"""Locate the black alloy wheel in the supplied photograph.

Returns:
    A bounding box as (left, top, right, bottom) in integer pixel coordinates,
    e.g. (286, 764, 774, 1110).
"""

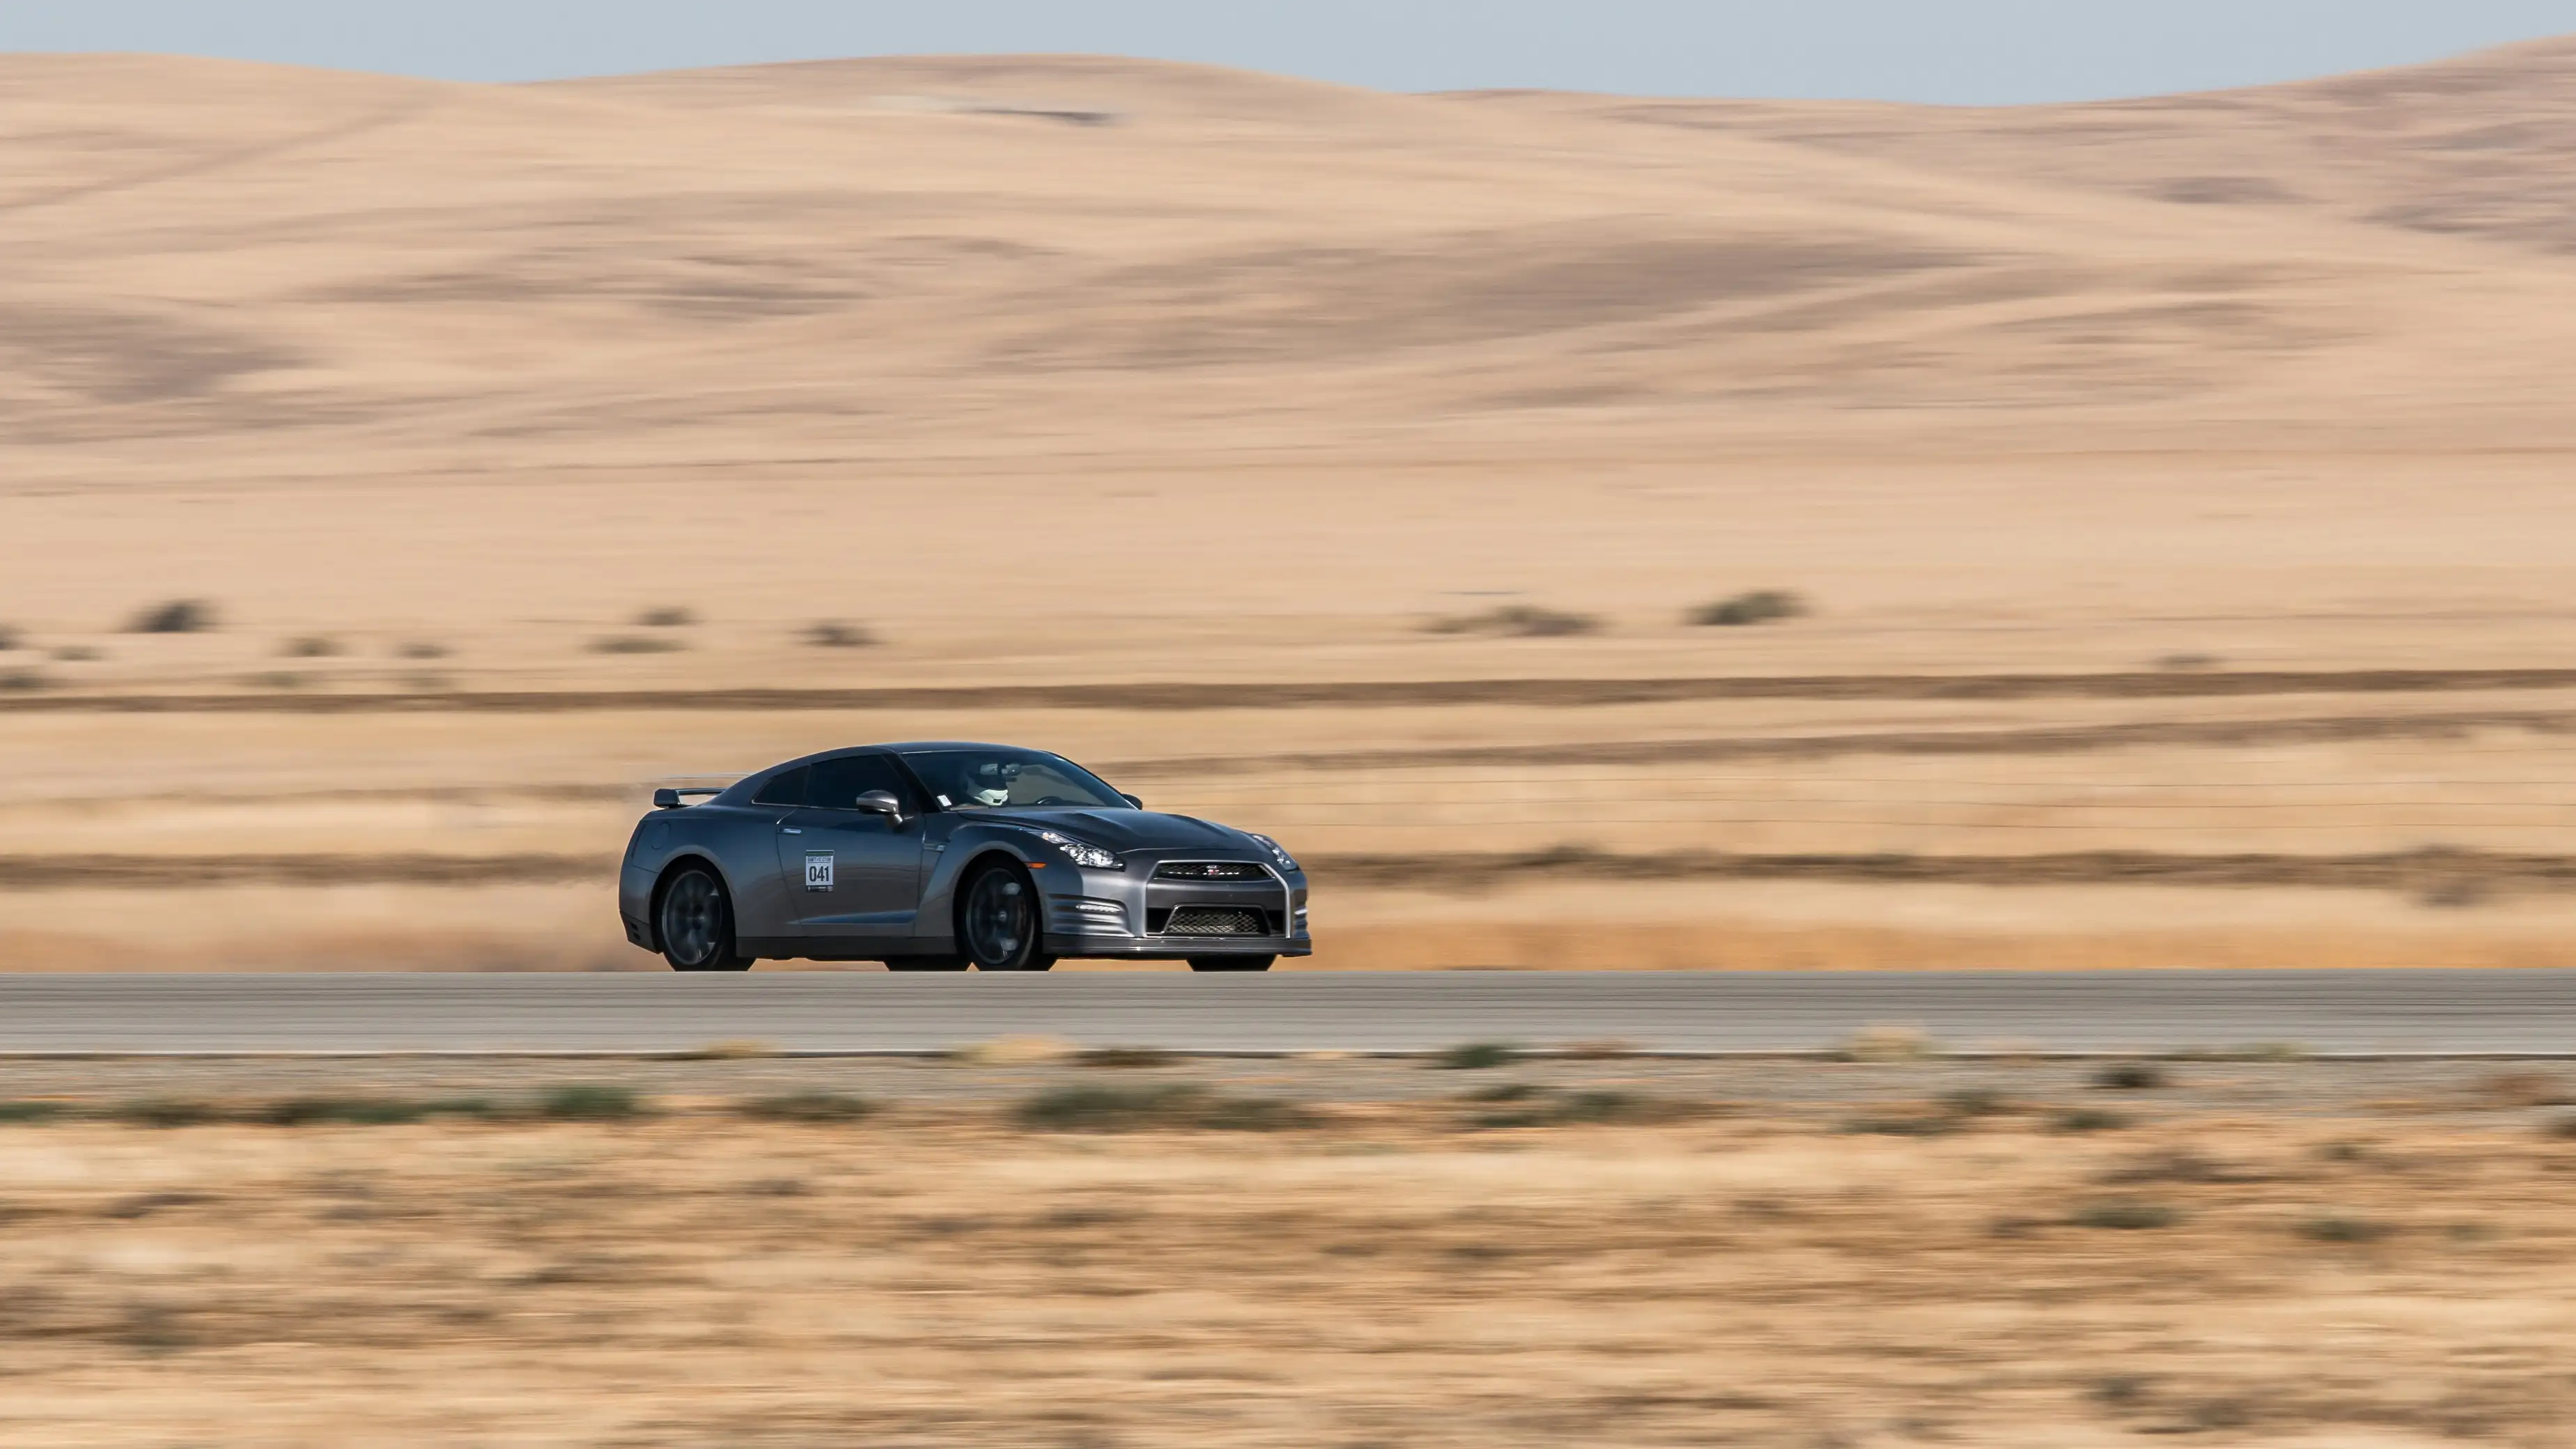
(1189, 956, 1276, 973)
(658, 865, 751, 973)
(960, 862, 1054, 972)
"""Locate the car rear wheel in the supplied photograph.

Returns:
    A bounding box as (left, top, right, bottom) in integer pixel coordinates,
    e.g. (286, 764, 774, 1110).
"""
(1189, 956, 1275, 973)
(960, 862, 1055, 972)
(658, 865, 752, 973)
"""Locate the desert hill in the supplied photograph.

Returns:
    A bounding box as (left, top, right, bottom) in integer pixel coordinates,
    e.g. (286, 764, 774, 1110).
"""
(1477, 36, 2576, 256)
(1, 42, 2574, 673)
(6, 40, 2576, 489)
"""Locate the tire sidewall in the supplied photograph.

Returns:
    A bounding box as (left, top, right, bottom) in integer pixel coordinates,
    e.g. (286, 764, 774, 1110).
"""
(658, 865, 742, 973)
(959, 860, 1047, 972)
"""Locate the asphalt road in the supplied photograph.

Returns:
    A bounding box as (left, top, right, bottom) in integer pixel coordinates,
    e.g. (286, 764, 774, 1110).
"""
(1, 970, 2573, 1055)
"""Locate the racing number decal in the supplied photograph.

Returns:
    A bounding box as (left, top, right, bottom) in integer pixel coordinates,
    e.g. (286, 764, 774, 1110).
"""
(805, 852, 835, 892)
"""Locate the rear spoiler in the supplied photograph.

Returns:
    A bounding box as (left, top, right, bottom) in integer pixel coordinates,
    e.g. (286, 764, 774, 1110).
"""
(651, 787, 725, 810)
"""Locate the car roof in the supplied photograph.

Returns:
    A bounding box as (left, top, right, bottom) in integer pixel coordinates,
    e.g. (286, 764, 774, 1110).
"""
(722, 743, 1096, 804)
(755, 742, 1047, 775)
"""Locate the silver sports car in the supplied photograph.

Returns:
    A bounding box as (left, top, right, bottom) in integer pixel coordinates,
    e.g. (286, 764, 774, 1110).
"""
(618, 742, 1311, 973)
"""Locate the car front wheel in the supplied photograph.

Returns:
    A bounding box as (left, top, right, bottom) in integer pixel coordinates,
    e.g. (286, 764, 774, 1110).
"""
(960, 862, 1054, 972)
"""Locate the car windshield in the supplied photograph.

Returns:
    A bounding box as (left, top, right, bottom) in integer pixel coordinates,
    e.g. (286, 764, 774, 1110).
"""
(898, 747, 1132, 812)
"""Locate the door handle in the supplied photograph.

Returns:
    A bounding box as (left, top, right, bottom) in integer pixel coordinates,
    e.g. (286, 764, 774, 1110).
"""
(781, 828, 803, 835)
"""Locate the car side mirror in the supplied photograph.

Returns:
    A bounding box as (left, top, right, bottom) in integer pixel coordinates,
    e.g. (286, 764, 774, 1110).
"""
(1121, 793, 1144, 809)
(855, 790, 904, 819)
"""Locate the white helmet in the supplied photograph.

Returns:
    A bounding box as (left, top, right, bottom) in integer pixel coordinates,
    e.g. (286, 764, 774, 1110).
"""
(964, 759, 1018, 807)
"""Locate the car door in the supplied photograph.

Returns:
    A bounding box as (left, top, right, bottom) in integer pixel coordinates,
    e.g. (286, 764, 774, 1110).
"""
(771, 753, 928, 942)
(733, 764, 816, 940)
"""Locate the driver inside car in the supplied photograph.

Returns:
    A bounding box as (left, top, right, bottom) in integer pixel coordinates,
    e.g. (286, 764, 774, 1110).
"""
(961, 759, 1019, 807)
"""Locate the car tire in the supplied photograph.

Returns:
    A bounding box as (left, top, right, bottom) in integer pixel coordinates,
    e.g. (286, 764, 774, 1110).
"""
(658, 865, 752, 973)
(1189, 956, 1275, 973)
(959, 861, 1053, 972)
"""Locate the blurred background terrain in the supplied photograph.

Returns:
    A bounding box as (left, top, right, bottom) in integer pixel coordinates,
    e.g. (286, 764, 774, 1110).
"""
(8, 40, 2576, 969)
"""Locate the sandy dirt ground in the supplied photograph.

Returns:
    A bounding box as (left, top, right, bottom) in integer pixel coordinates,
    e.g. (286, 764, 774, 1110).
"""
(3, 1053, 2574, 1445)
(6, 42, 2576, 969)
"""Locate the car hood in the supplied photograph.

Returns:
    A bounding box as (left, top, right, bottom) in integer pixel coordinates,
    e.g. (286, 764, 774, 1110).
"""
(955, 809, 1258, 855)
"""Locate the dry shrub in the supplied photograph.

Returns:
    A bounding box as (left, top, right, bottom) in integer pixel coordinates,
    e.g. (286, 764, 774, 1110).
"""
(2090, 1375, 2155, 1409)
(2070, 1199, 2180, 1231)
(2297, 1215, 2392, 1243)
(396, 640, 450, 660)
(127, 599, 215, 634)
(1424, 605, 1598, 639)
(1434, 1041, 1523, 1071)
(804, 621, 879, 649)
(261, 1097, 494, 1126)
(739, 1092, 874, 1124)
(589, 635, 684, 655)
(1468, 1087, 1683, 1130)
(2097, 1149, 2260, 1186)
(1688, 589, 1806, 627)
(1076, 1046, 1180, 1069)
(635, 605, 697, 628)
(281, 635, 343, 658)
(2051, 1108, 2132, 1133)
(1941, 1088, 2010, 1118)
(0, 669, 47, 693)
(50, 645, 101, 662)
(2093, 1062, 2168, 1092)
(1016, 1084, 1308, 1132)
(0, 623, 20, 651)
(107, 1191, 215, 1221)
(536, 1084, 646, 1120)
(1841, 1112, 1958, 1138)
(111, 1099, 229, 1128)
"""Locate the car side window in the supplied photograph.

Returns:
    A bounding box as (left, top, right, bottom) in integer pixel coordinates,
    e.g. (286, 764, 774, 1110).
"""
(751, 766, 810, 807)
(807, 754, 910, 812)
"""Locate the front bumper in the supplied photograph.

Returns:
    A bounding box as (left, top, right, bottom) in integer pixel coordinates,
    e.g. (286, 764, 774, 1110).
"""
(1052, 933, 1314, 960)
(1041, 854, 1310, 958)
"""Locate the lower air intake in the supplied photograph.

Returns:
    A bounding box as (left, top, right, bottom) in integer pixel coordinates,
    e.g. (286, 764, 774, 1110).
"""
(1161, 906, 1267, 938)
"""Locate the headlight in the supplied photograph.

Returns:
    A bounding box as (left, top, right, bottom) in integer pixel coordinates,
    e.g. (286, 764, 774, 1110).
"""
(1246, 832, 1298, 871)
(1037, 830, 1119, 869)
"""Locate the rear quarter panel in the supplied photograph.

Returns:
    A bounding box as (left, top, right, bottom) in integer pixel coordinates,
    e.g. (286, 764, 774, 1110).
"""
(619, 805, 775, 950)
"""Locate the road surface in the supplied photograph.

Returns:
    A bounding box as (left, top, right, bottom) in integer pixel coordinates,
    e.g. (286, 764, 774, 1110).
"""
(0, 970, 2572, 1055)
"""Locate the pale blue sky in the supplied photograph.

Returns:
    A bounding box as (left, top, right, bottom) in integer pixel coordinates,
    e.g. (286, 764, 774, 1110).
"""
(6, 1, 2575, 103)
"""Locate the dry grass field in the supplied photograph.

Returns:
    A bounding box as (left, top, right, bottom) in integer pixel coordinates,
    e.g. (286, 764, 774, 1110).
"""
(3, 1053, 2575, 1446)
(6, 41, 2576, 969)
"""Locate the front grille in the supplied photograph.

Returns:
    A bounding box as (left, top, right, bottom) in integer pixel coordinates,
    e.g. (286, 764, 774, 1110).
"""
(1154, 862, 1268, 882)
(1158, 906, 1270, 938)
